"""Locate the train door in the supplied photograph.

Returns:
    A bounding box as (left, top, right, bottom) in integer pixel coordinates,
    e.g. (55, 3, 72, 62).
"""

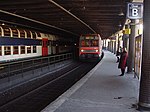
(42, 38, 48, 56)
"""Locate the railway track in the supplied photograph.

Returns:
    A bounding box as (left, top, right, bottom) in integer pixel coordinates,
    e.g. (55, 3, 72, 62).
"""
(0, 61, 99, 112)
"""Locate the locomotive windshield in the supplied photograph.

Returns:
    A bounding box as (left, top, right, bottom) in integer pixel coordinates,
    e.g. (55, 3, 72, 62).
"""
(80, 36, 99, 47)
(81, 40, 98, 47)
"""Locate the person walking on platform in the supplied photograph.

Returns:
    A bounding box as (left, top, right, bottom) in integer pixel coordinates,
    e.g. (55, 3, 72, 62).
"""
(118, 48, 128, 76)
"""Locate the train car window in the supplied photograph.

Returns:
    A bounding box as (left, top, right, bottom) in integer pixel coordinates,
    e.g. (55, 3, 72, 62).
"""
(33, 46, 37, 53)
(13, 46, 19, 54)
(51, 41, 54, 46)
(81, 40, 89, 47)
(49, 40, 52, 46)
(81, 39, 99, 47)
(4, 46, 11, 55)
(92, 40, 99, 47)
(21, 46, 25, 54)
(19, 29, 25, 38)
(2, 26, 11, 37)
(36, 32, 41, 37)
(11, 28, 19, 37)
(0, 46, 2, 56)
(80, 36, 84, 39)
(32, 32, 36, 39)
(86, 40, 91, 46)
(81, 40, 85, 46)
(95, 36, 99, 39)
(52, 41, 57, 46)
(27, 46, 31, 53)
(26, 30, 31, 39)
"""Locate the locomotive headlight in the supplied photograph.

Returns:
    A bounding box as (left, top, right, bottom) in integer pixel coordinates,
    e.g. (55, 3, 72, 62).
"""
(81, 49, 84, 52)
(96, 50, 98, 52)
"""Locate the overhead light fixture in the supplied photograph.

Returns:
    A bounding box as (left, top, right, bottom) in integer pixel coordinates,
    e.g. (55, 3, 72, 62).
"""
(118, 9, 124, 16)
(83, 6, 86, 10)
(118, 12, 124, 16)
(118, 23, 122, 27)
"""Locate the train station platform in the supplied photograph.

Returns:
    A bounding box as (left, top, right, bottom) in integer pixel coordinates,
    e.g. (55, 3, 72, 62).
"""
(41, 50, 140, 112)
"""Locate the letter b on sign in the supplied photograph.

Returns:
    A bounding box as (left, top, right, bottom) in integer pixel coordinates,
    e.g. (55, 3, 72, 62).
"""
(132, 8, 138, 17)
(127, 3, 143, 19)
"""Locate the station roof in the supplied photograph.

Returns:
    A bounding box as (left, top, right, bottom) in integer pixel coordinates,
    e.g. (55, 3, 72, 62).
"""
(0, 0, 139, 39)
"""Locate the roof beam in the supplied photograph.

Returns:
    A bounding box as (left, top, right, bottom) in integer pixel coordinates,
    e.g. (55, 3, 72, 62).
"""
(0, 9, 78, 36)
(48, 0, 97, 34)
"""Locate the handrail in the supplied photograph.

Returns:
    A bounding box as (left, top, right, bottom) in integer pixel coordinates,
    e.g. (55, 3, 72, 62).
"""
(0, 53, 73, 79)
(0, 53, 72, 66)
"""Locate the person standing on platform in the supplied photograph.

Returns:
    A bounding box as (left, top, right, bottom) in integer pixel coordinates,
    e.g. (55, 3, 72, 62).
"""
(116, 50, 120, 63)
(116, 46, 122, 63)
(118, 47, 128, 76)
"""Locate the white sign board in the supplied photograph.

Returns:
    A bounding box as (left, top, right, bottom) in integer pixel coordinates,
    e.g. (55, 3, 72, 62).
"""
(127, 3, 143, 19)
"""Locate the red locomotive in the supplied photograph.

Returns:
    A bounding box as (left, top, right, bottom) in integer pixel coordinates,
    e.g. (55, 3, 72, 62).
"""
(79, 34, 102, 61)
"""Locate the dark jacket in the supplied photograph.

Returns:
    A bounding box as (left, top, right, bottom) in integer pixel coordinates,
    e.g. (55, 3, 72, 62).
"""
(118, 51, 128, 69)
(116, 50, 120, 56)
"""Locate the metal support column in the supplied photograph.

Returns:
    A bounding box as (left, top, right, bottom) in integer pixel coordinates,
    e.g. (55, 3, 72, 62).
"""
(138, 0, 150, 110)
(114, 41, 116, 54)
(116, 34, 120, 52)
(123, 34, 128, 49)
(127, 19, 138, 73)
(123, 25, 129, 50)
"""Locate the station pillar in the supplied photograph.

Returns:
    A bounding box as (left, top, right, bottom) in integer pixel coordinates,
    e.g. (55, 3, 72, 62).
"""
(112, 41, 115, 53)
(103, 39, 107, 50)
(111, 41, 113, 53)
(110, 40, 113, 53)
(123, 25, 129, 50)
(116, 34, 120, 52)
(109, 41, 112, 52)
(127, 19, 138, 73)
(114, 41, 116, 54)
(122, 35, 128, 49)
(115, 35, 118, 55)
(107, 41, 110, 51)
(105, 39, 107, 50)
(138, 0, 150, 110)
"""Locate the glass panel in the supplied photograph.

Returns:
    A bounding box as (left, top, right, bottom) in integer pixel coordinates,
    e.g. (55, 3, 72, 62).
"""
(33, 46, 36, 53)
(32, 31, 36, 39)
(27, 46, 31, 53)
(4, 46, 11, 55)
(26, 30, 31, 38)
(3, 26, 11, 37)
(21, 46, 25, 54)
(36, 32, 41, 37)
(11, 28, 18, 37)
(92, 40, 99, 46)
(81, 40, 98, 47)
(81, 40, 85, 46)
(19, 29, 25, 38)
(13, 46, 18, 54)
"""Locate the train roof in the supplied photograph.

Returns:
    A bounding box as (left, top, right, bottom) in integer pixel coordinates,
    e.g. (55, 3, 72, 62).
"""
(80, 34, 100, 36)
(80, 34, 101, 38)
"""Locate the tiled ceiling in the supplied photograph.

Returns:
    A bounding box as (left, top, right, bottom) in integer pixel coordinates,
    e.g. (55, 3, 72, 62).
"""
(0, 0, 132, 39)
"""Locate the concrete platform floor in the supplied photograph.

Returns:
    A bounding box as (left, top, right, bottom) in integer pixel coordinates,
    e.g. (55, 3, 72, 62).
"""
(41, 51, 144, 112)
